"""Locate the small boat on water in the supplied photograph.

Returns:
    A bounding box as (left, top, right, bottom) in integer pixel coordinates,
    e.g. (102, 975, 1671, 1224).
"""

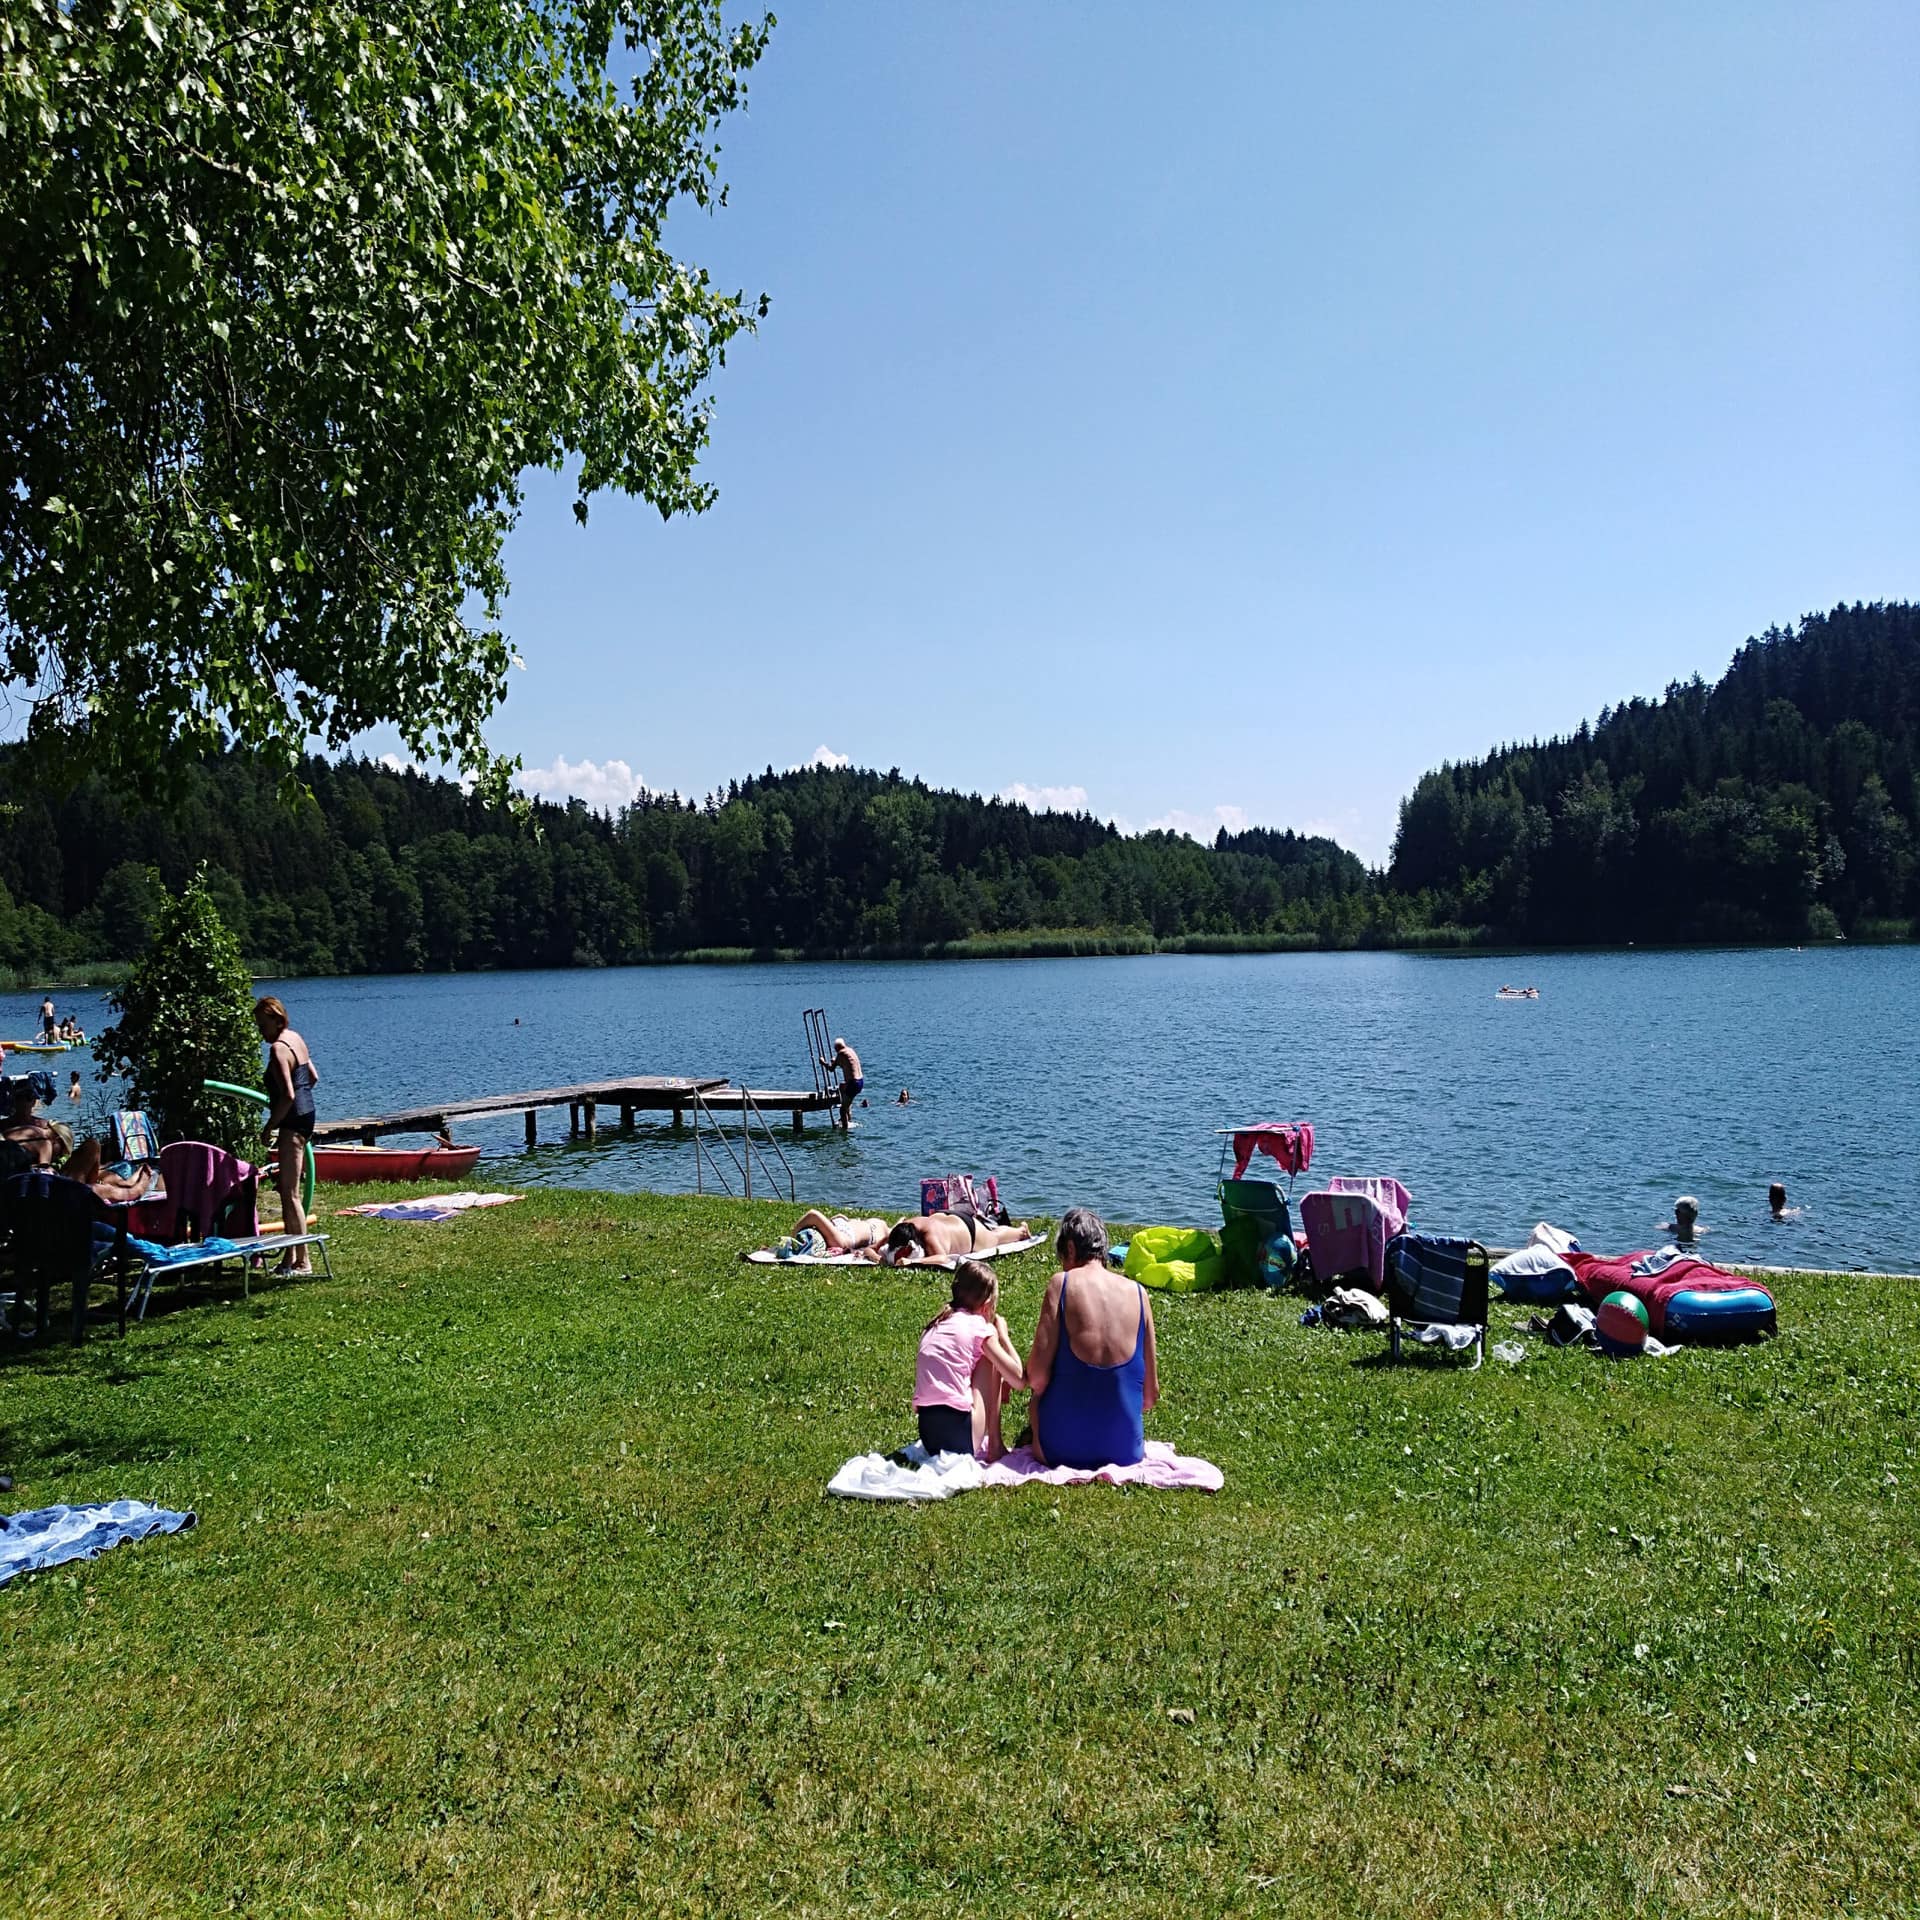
(313, 1142, 483, 1184)
(1494, 987, 1541, 1001)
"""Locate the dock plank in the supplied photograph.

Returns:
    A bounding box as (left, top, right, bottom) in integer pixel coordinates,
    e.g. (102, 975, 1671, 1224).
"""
(316, 1075, 730, 1143)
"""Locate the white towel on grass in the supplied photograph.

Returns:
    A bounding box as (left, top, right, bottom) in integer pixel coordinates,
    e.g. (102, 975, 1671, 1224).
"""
(827, 1440, 1224, 1502)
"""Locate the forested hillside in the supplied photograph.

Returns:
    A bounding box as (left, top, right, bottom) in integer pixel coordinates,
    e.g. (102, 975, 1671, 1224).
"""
(0, 757, 1372, 977)
(0, 601, 1909, 978)
(1389, 601, 1918, 942)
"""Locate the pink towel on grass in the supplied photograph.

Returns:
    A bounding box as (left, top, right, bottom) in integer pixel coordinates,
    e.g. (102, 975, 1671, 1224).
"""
(981, 1440, 1223, 1492)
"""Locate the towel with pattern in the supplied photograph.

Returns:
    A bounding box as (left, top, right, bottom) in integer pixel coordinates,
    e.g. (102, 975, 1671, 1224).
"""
(1, 1500, 196, 1586)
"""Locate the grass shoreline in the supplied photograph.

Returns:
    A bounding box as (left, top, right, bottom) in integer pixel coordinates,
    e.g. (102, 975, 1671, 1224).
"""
(3, 1183, 1915, 1915)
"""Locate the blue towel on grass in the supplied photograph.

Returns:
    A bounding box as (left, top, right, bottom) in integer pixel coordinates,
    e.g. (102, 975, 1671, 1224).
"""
(0, 1500, 196, 1586)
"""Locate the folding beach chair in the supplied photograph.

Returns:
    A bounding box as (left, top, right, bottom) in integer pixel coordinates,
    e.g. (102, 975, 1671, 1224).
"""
(109, 1109, 160, 1179)
(1214, 1123, 1314, 1289)
(1382, 1232, 1490, 1368)
(0, 1171, 130, 1344)
(1218, 1179, 1295, 1288)
(1299, 1187, 1395, 1294)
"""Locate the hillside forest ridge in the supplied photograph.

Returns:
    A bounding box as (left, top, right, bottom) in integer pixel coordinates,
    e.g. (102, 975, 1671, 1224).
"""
(0, 602, 1912, 978)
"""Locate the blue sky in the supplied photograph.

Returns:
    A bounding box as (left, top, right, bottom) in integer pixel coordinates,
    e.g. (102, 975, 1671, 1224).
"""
(453, 1, 1915, 864)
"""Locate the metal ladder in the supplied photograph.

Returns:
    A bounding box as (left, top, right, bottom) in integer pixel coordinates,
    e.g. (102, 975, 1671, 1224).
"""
(690, 1083, 797, 1201)
(802, 1007, 840, 1129)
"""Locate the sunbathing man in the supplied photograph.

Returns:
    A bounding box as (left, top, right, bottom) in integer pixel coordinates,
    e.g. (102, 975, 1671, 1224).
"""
(864, 1211, 1032, 1266)
(788, 1207, 890, 1253)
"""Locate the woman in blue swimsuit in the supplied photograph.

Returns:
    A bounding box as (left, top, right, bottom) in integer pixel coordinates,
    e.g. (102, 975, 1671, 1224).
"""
(1025, 1207, 1158, 1470)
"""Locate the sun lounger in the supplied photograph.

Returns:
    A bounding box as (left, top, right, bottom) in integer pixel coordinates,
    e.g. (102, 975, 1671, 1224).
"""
(125, 1232, 334, 1321)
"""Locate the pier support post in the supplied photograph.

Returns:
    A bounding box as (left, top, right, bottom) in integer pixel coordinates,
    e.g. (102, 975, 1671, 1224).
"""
(525, 1110, 537, 1149)
(620, 1103, 634, 1132)
(568, 1102, 578, 1137)
(362, 1127, 377, 1147)
(583, 1100, 597, 1140)
(793, 1111, 804, 1135)
(672, 1105, 684, 1133)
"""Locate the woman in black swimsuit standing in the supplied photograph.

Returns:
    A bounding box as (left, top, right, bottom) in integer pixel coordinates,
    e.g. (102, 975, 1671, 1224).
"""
(255, 996, 320, 1273)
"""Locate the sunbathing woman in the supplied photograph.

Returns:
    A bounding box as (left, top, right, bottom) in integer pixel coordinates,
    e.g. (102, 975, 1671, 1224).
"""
(58, 1135, 156, 1205)
(865, 1210, 1032, 1266)
(788, 1208, 890, 1253)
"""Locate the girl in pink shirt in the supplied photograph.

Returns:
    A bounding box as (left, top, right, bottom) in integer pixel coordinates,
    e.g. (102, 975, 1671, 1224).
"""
(913, 1261, 1027, 1459)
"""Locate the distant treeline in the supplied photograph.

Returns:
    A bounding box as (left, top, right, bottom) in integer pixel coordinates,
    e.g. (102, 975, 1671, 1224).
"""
(0, 753, 1375, 977)
(1389, 601, 1918, 943)
(0, 600, 1910, 977)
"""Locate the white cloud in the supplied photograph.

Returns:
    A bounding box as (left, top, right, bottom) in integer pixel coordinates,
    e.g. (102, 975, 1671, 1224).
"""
(1299, 808, 1383, 863)
(515, 755, 646, 812)
(796, 744, 852, 770)
(999, 782, 1091, 814)
(1144, 803, 1251, 842)
(378, 752, 419, 775)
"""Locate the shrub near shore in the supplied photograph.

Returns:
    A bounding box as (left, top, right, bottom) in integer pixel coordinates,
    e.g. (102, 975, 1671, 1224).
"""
(1, 1186, 1914, 1914)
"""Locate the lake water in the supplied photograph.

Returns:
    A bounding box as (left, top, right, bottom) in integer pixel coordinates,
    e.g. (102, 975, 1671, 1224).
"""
(11, 947, 1916, 1271)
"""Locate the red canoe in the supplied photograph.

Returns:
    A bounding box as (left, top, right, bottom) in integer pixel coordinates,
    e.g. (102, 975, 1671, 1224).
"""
(312, 1143, 483, 1185)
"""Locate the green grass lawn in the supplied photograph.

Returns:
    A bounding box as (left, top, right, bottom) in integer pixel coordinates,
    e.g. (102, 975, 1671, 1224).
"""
(2, 1187, 1917, 1917)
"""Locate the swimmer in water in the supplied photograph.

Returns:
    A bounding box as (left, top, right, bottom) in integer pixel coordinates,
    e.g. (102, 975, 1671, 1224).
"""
(1663, 1195, 1706, 1244)
(897, 1088, 911, 1105)
(1768, 1181, 1802, 1221)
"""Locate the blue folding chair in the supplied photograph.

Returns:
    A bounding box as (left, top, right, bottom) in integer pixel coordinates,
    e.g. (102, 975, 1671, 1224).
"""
(1383, 1232, 1490, 1368)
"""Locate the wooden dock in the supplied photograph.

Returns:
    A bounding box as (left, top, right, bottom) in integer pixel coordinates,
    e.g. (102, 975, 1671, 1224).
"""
(315, 1075, 838, 1147)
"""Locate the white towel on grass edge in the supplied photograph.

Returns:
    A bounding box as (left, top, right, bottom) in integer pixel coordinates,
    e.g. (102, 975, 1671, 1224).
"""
(827, 1439, 1224, 1502)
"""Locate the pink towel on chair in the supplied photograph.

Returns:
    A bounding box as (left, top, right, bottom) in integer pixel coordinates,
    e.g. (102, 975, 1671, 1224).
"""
(1230, 1123, 1315, 1181)
(155, 1141, 259, 1242)
(1327, 1175, 1411, 1238)
(1300, 1188, 1393, 1291)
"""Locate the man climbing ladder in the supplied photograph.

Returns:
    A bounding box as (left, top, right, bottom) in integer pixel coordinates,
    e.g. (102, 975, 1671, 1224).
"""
(820, 1034, 863, 1130)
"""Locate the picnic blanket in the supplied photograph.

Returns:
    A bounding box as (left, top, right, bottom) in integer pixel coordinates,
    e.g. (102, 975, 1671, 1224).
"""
(0, 1500, 196, 1587)
(745, 1232, 1045, 1269)
(337, 1192, 525, 1223)
(827, 1438, 1223, 1502)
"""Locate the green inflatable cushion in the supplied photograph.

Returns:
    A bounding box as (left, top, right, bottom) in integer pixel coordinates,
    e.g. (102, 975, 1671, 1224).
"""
(1123, 1225, 1225, 1293)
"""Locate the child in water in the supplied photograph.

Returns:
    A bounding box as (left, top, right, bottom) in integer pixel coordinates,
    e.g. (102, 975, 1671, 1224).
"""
(912, 1260, 1027, 1460)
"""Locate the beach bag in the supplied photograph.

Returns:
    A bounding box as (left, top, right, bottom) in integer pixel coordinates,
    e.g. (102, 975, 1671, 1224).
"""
(920, 1174, 1005, 1222)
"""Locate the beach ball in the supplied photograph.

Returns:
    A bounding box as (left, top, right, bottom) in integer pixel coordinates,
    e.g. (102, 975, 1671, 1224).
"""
(1261, 1233, 1297, 1290)
(1595, 1290, 1650, 1356)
